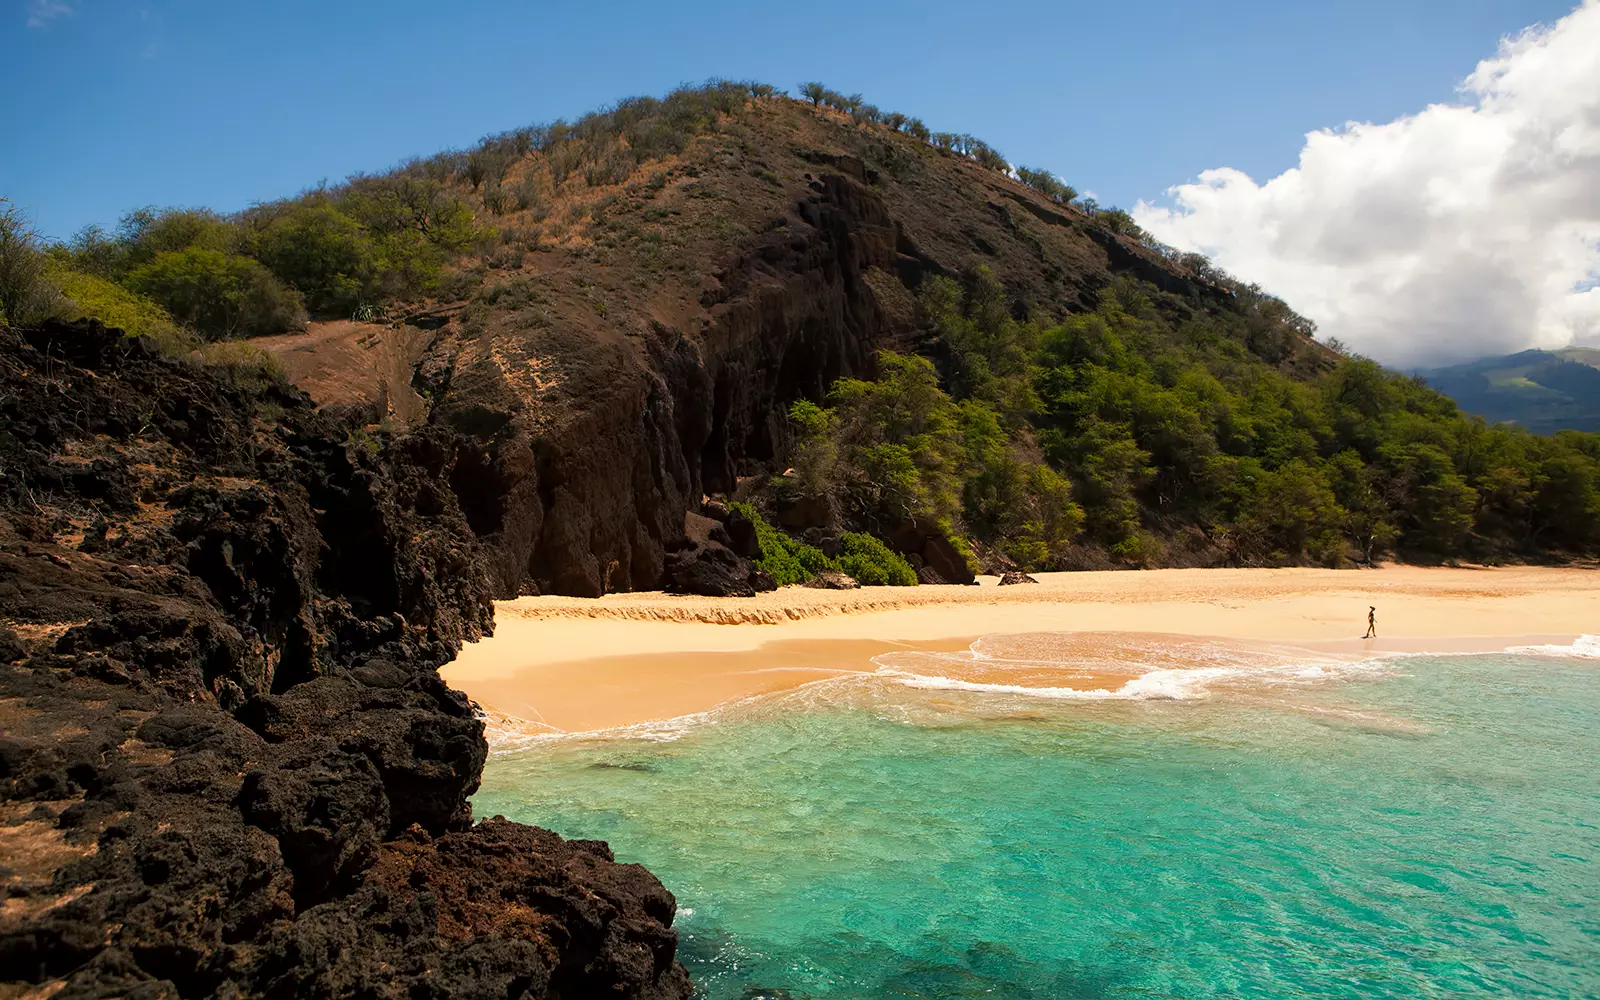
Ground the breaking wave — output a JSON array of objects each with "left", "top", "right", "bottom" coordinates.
[
  {"left": 871, "top": 632, "right": 1384, "bottom": 702},
  {"left": 1505, "top": 634, "right": 1600, "bottom": 658}
]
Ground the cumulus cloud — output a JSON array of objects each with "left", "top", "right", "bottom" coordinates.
[
  {"left": 1135, "top": 1, "right": 1600, "bottom": 367},
  {"left": 27, "top": 0, "right": 75, "bottom": 28}
]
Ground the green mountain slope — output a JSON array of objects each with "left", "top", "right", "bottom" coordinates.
[{"left": 1419, "top": 349, "right": 1600, "bottom": 434}]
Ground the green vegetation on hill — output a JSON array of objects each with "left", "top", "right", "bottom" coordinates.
[
  {"left": 7, "top": 82, "right": 1598, "bottom": 574},
  {"left": 1419, "top": 349, "right": 1600, "bottom": 434},
  {"left": 26, "top": 81, "right": 777, "bottom": 342},
  {"left": 782, "top": 270, "right": 1600, "bottom": 569},
  {"left": 729, "top": 502, "right": 918, "bottom": 586},
  {"left": 15, "top": 79, "right": 1173, "bottom": 347}
]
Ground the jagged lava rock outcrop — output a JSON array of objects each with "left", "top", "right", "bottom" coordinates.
[{"left": 0, "top": 320, "right": 691, "bottom": 999}]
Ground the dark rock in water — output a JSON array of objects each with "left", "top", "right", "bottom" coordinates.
[
  {"left": 998, "top": 571, "right": 1039, "bottom": 585},
  {"left": 804, "top": 569, "right": 860, "bottom": 590},
  {"left": 890, "top": 519, "right": 976, "bottom": 584},
  {"left": 0, "top": 319, "right": 690, "bottom": 999}
]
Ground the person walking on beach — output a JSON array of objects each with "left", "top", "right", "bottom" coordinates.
[{"left": 1364, "top": 606, "right": 1377, "bottom": 639}]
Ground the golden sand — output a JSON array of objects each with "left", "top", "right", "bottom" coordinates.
[{"left": 439, "top": 565, "right": 1597, "bottom": 734}]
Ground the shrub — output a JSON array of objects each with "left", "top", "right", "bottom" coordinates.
[
  {"left": 0, "top": 200, "right": 64, "bottom": 326},
  {"left": 251, "top": 202, "right": 376, "bottom": 316},
  {"left": 730, "top": 502, "right": 809, "bottom": 585},
  {"left": 906, "top": 118, "right": 930, "bottom": 142},
  {"left": 195, "top": 340, "right": 289, "bottom": 407},
  {"left": 47, "top": 263, "right": 193, "bottom": 350},
  {"left": 465, "top": 146, "right": 515, "bottom": 190},
  {"left": 116, "top": 207, "right": 235, "bottom": 269},
  {"left": 837, "top": 532, "right": 917, "bottom": 585},
  {"left": 972, "top": 143, "right": 1009, "bottom": 173},
  {"left": 1095, "top": 208, "right": 1146, "bottom": 240},
  {"left": 511, "top": 179, "right": 544, "bottom": 213},
  {"left": 482, "top": 181, "right": 513, "bottom": 215},
  {"left": 792, "top": 542, "right": 836, "bottom": 575},
  {"left": 1016, "top": 167, "right": 1077, "bottom": 205},
  {"left": 129, "top": 247, "right": 307, "bottom": 340}
]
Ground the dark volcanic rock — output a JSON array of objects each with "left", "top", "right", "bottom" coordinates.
[
  {"left": 890, "top": 519, "right": 976, "bottom": 585},
  {"left": 723, "top": 508, "right": 762, "bottom": 559},
  {"left": 0, "top": 320, "right": 690, "bottom": 999},
  {"left": 998, "top": 571, "right": 1039, "bottom": 585},
  {"left": 664, "top": 514, "right": 757, "bottom": 597}
]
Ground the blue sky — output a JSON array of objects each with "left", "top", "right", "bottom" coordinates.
[{"left": 3, "top": 0, "right": 1574, "bottom": 242}]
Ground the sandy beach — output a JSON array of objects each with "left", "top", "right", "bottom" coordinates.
[{"left": 440, "top": 566, "right": 1598, "bottom": 734}]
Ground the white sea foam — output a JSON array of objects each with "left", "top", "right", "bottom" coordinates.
[
  {"left": 481, "top": 631, "right": 1505, "bottom": 749},
  {"left": 1505, "top": 634, "right": 1600, "bottom": 659},
  {"left": 870, "top": 632, "right": 1389, "bottom": 702}
]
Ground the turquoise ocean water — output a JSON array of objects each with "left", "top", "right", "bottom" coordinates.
[{"left": 474, "top": 634, "right": 1600, "bottom": 999}]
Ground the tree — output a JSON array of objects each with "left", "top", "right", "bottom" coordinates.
[
  {"left": 251, "top": 202, "right": 377, "bottom": 316},
  {"left": 800, "top": 82, "right": 828, "bottom": 107},
  {"left": 1096, "top": 208, "right": 1146, "bottom": 240},
  {"left": 128, "top": 247, "right": 307, "bottom": 340},
  {"left": 971, "top": 143, "right": 1009, "bottom": 173},
  {"left": 0, "top": 200, "right": 63, "bottom": 326},
  {"left": 1016, "top": 167, "right": 1077, "bottom": 205}
]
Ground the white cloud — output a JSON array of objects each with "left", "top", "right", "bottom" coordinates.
[
  {"left": 27, "top": 0, "right": 75, "bottom": 28},
  {"left": 1135, "top": 1, "right": 1600, "bottom": 368}
]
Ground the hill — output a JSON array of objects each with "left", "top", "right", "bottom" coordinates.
[
  {"left": 1419, "top": 348, "right": 1600, "bottom": 434},
  {"left": 10, "top": 81, "right": 1600, "bottom": 598}
]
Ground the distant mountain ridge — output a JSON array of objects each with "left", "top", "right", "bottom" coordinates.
[{"left": 1419, "top": 347, "right": 1600, "bottom": 434}]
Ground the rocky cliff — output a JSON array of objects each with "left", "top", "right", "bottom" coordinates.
[
  {"left": 265, "top": 99, "right": 1287, "bottom": 597},
  {"left": 0, "top": 320, "right": 691, "bottom": 999}
]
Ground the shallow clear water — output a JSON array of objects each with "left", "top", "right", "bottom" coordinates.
[{"left": 474, "top": 639, "right": 1600, "bottom": 999}]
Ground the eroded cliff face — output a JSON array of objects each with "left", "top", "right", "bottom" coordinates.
[
  {"left": 0, "top": 320, "right": 691, "bottom": 999},
  {"left": 264, "top": 100, "right": 1263, "bottom": 598},
  {"left": 427, "top": 169, "right": 908, "bottom": 597}
]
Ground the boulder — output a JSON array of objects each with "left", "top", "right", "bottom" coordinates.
[
  {"left": 700, "top": 498, "right": 731, "bottom": 523},
  {"left": 665, "top": 512, "right": 757, "bottom": 597},
  {"left": 665, "top": 544, "right": 756, "bottom": 597},
  {"left": 998, "top": 571, "right": 1039, "bottom": 585},
  {"left": 775, "top": 491, "right": 833, "bottom": 531},
  {"left": 889, "top": 519, "right": 975, "bottom": 584},
  {"left": 724, "top": 507, "right": 762, "bottom": 559}
]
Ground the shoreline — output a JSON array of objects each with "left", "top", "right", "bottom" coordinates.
[{"left": 441, "top": 566, "right": 1599, "bottom": 735}]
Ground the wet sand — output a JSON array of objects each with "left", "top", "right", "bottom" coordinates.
[{"left": 440, "top": 566, "right": 1597, "bottom": 734}]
